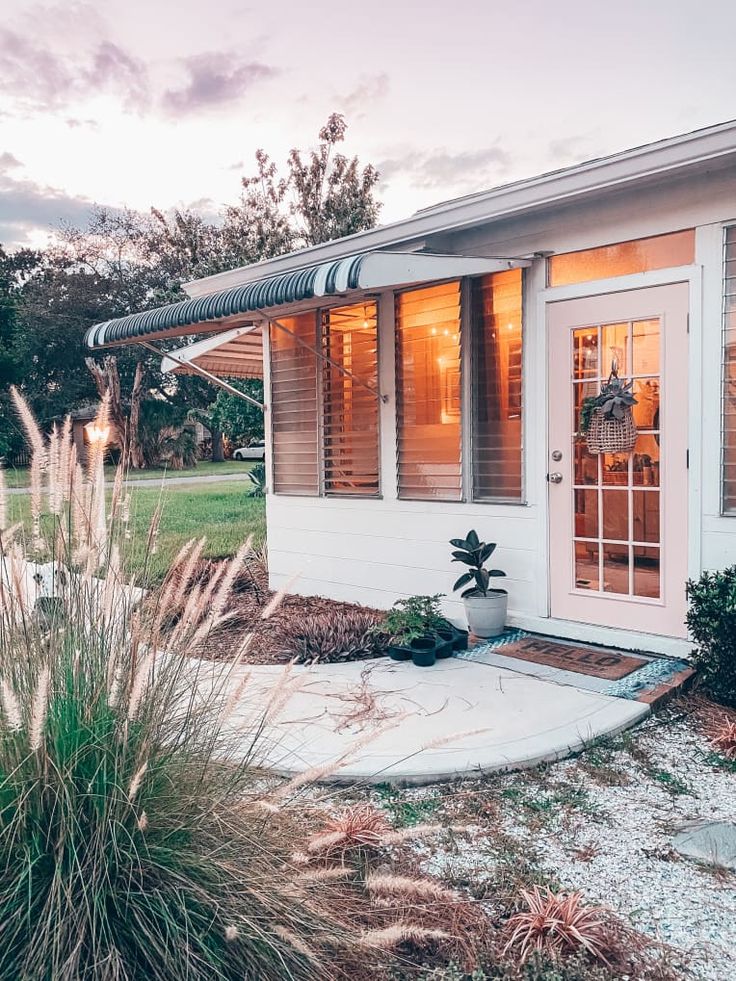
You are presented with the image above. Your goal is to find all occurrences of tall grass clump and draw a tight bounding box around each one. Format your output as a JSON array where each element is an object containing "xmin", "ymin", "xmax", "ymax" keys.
[{"xmin": 0, "ymin": 392, "xmax": 351, "ymax": 981}]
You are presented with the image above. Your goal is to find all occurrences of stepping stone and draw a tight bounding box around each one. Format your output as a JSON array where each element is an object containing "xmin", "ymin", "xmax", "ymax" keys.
[{"xmin": 672, "ymin": 821, "xmax": 736, "ymax": 870}]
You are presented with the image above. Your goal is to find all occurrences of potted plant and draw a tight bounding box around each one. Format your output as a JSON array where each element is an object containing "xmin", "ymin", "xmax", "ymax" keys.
[
  {"xmin": 381, "ymin": 595, "xmax": 450, "ymax": 666},
  {"xmin": 450, "ymin": 530, "xmax": 507, "ymax": 638}
]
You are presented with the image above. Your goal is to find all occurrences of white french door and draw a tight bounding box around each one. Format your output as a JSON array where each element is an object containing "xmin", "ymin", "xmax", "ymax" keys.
[{"xmin": 547, "ymin": 284, "xmax": 689, "ymax": 638}]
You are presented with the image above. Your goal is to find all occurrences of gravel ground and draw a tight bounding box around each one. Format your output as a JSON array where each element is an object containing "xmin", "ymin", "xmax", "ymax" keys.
[{"xmin": 378, "ymin": 701, "xmax": 735, "ymax": 980}]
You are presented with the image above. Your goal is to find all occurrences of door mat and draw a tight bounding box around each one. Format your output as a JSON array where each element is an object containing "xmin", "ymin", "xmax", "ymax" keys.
[{"xmin": 493, "ymin": 637, "xmax": 646, "ymax": 680}]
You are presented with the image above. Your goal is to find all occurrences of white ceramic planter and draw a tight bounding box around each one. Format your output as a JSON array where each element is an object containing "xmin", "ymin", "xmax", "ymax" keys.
[{"xmin": 463, "ymin": 591, "xmax": 508, "ymax": 638}]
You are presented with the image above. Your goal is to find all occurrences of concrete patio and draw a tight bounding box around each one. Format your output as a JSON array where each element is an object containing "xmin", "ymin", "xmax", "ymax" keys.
[{"xmin": 206, "ymin": 655, "xmax": 651, "ymax": 786}]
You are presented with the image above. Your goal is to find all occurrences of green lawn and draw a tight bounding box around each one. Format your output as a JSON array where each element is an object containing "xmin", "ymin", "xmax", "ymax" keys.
[
  {"xmin": 5, "ymin": 480, "xmax": 266, "ymax": 583},
  {"xmin": 2, "ymin": 459, "xmax": 256, "ymax": 489}
]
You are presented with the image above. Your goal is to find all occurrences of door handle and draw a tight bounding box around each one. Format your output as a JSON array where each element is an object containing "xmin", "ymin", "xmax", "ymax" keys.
[{"xmin": 547, "ymin": 472, "xmax": 563, "ymax": 484}]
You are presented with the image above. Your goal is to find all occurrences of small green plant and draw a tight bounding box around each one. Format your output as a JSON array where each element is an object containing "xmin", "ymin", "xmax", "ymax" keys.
[
  {"xmin": 248, "ymin": 461, "xmax": 267, "ymax": 496},
  {"xmin": 450, "ymin": 530, "xmax": 506, "ymax": 598},
  {"xmin": 686, "ymin": 565, "xmax": 736, "ymax": 707},
  {"xmin": 382, "ymin": 594, "xmax": 445, "ymax": 644}
]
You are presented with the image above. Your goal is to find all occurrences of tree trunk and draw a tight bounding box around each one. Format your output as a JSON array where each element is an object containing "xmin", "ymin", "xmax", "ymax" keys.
[
  {"xmin": 211, "ymin": 427, "xmax": 224, "ymax": 462},
  {"xmin": 85, "ymin": 355, "xmax": 146, "ymax": 469}
]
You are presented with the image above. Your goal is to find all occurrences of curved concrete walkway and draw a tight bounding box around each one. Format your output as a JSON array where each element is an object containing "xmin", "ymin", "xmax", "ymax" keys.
[{"xmin": 204, "ymin": 656, "xmax": 650, "ymax": 786}]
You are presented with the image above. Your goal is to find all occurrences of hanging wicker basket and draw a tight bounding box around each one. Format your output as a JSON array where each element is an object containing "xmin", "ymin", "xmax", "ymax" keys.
[{"xmin": 586, "ymin": 405, "xmax": 638, "ymax": 455}]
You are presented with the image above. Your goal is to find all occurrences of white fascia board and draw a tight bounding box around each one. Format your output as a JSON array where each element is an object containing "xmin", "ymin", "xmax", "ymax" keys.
[
  {"xmin": 160, "ymin": 324, "xmax": 259, "ymax": 374},
  {"xmin": 182, "ymin": 119, "xmax": 736, "ymax": 300}
]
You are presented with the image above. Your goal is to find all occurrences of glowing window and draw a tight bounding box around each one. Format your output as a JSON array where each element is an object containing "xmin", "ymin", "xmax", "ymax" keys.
[{"xmin": 548, "ymin": 230, "xmax": 695, "ymax": 287}]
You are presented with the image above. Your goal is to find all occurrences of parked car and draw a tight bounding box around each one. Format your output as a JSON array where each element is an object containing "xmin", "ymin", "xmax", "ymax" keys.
[{"xmin": 232, "ymin": 440, "xmax": 266, "ymax": 461}]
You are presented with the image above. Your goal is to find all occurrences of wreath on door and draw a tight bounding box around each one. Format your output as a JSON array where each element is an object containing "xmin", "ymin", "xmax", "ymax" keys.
[{"xmin": 580, "ymin": 364, "xmax": 638, "ymax": 455}]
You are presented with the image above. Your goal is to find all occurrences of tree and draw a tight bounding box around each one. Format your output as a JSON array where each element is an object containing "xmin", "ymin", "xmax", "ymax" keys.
[
  {"xmin": 0, "ymin": 245, "xmax": 41, "ymax": 457},
  {"xmin": 209, "ymin": 381, "xmax": 264, "ymax": 448}
]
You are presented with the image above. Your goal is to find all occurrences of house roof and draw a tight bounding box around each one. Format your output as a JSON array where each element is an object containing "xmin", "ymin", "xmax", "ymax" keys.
[
  {"xmin": 85, "ymin": 251, "xmax": 526, "ymax": 350},
  {"xmin": 183, "ymin": 118, "xmax": 736, "ymax": 300}
]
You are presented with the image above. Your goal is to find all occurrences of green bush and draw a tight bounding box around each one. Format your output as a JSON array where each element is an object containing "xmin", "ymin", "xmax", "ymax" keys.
[{"xmin": 686, "ymin": 565, "xmax": 736, "ymax": 707}]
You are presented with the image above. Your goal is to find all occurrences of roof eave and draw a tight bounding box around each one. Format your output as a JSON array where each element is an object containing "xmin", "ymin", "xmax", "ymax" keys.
[{"xmin": 184, "ymin": 119, "xmax": 736, "ymax": 300}]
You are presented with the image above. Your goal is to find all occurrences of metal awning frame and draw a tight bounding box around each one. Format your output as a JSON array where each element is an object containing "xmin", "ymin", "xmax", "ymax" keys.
[
  {"xmin": 137, "ymin": 340, "xmax": 265, "ymax": 410},
  {"xmin": 257, "ymin": 308, "xmax": 388, "ymax": 404}
]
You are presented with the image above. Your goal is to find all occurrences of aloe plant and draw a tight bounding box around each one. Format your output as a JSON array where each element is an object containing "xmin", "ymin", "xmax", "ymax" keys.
[{"xmin": 450, "ymin": 530, "xmax": 506, "ymax": 598}]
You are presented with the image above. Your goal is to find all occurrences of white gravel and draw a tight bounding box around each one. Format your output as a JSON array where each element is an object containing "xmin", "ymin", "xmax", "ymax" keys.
[{"xmin": 388, "ymin": 710, "xmax": 736, "ymax": 980}]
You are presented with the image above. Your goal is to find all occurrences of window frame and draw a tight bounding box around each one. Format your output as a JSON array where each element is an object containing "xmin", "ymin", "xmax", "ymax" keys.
[
  {"xmin": 269, "ymin": 298, "xmax": 382, "ymax": 500},
  {"xmin": 721, "ymin": 224, "xmax": 736, "ymax": 515},
  {"xmin": 394, "ymin": 271, "xmax": 526, "ymax": 506}
]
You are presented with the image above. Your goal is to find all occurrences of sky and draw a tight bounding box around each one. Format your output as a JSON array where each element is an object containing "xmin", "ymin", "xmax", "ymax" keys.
[{"xmin": 2, "ymin": 0, "xmax": 735, "ymax": 251}]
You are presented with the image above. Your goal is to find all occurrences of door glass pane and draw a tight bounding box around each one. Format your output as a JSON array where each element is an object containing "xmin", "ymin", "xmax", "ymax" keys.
[
  {"xmin": 601, "ymin": 453, "xmax": 630, "ymax": 485},
  {"xmin": 573, "ymin": 328, "xmax": 599, "ymax": 379},
  {"xmin": 575, "ymin": 541, "xmax": 599, "ymax": 590},
  {"xmin": 633, "ymin": 319, "xmax": 659, "ymax": 375},
  {"xmin": 633, "ymin": 379, "xmax": 660, "ymax": 430},
  {"xmin": 633, "ymin": 546, "xmax": 660, "ymax": 598},
  {"xmin": 602, "ymin": 489, "xmax": 628, "ymax": 541},
  {"xmin": 574, "ymin": 489, "xmax": 598, "ymax": 538},
  {"xmin": 574, "ymin": 439, "xmax": 598, "ymax": 485},
  {"xmin": 601, "ymin": 323, "xmax": 629, "ymax": 377},
  {"xmin": 633, "ymin": 490, "xmax": 659, "ymax": 543},
  {"xmin": 633, "ymin": 434, "xmax": 660, "ymax": 486},
  {"xmin": 603, "ymin": 544, "xmax": 629, "ymax": 594}
]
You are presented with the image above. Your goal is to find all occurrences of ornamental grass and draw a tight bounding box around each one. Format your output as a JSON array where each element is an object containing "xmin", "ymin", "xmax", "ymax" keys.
[{"xmin": 0, "ymin": 392, "xmax": 354, "ymax": 981}]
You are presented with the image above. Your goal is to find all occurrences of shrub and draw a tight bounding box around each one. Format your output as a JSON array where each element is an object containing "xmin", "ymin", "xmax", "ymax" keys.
[
  {"xmin": 686, "ymin": 566, "xmax": 736, "ymax": 707},
  {"xmin": 0, "ymin": 393, "xmax": 355, "ymax": 980},
  {"xmin": 248, "ymin": 461, "xmax": 267, "ymax": 496},
  {"xmin": 272, "ymin": 609, "xmax": 388, "ymax": 663}
]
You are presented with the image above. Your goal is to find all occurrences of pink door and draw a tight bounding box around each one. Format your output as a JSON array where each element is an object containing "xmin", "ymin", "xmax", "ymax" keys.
[{"xmin": 548, "ymin": 284, "xmax": 689, "ymax": 638}]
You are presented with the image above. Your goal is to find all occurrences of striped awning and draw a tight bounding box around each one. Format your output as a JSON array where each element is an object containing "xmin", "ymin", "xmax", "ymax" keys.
[
  {"xmin": 85, "ymin": 250, "xmax": 529, "ymax": 350},
  {"xmin": 160, "ymin": 325, "xmax": 264, "ymax": 380}
]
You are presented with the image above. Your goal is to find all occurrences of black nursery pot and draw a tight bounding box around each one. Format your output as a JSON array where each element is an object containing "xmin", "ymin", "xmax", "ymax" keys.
[
  {"xmin": 388, "ymin": 644, "xmax": 413, "ymax": 661},
  {"xmin": 434, "ymin": 627, "xmax": 455, "ymax": 659},
  {"xmin": 410, "ymin": 636, "xmax": 437, "ymax": 667}
]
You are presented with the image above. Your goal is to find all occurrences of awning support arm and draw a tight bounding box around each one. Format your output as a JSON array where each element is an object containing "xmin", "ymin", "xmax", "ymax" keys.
[
  {"xmin": 258, "ymin": 310, "xmax": 388, "ymax": 403},
  {"xmin": 136, "ymin": 340, "xmax": 265, "ymax": 411}
]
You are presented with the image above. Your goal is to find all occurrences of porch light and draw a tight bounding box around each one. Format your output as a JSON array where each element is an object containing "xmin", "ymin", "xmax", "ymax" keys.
[{"xmin": 85, "ymin": 422, "xmax": 110, "ymax": 446}]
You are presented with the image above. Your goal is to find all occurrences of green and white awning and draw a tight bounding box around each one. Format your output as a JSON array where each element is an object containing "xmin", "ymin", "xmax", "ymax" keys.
[{"xmin": 84, "ymin": 250, "xmax": 529, "ymax": 350}]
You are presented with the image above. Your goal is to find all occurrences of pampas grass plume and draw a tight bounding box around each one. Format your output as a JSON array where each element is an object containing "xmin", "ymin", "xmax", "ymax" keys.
[{"xmin": 29, "ymin": 665, "xmax": 50, "ymax": 752}]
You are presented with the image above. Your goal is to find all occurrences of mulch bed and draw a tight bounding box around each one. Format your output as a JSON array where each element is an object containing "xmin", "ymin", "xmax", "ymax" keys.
[{"xmin": 190, "ymin": 559, "xmax": 387, "ymax": 665}]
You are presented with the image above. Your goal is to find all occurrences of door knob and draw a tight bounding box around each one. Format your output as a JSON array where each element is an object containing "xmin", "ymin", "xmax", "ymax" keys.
[{"xmin": 548, "ymin": 472, "xmax": 563, "ymax": 484}]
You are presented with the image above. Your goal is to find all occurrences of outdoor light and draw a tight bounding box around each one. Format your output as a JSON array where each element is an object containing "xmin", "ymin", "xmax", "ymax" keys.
[{"xmin": 85, "ymin": 422, "xmax": 111, "ymax": 445}]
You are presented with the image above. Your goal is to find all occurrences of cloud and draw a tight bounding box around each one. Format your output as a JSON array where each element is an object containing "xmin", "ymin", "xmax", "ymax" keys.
[
  {"xmin": 341, "ymin": 73, "xmax": 389, "ymax": 116},
  {"xmin": 161, "ymin": 53, "xmax": 278, "ymax": 114},
  {"xmin": 379, "ymin": 145, "xmax": 511, "ymax": 191},
  {"xmin": 0, "ymin": 156, "xmax": 103, "ymax": 249},
  {"xmin": 0, "ymin": 27, "xmax": 149, "ymax": 112}
]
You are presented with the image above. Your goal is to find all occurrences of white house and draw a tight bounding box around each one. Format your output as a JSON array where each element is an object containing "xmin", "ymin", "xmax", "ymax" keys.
[{"xmin": 86, "ymin": 120, "xmax": 736, "ymax": 658}]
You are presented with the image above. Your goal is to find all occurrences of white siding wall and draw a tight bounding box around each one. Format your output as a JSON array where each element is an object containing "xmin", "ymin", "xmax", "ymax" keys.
[{"xmin": 265, "ymin": 165, "xmax": 736, "ymax": 637}]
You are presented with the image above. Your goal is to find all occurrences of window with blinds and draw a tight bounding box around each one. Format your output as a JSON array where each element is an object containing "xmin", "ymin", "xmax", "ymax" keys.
[
  {"xmin": 395, "ymin": 281, "xmax": 462, "ymax": 501},
  {"xmin": 723, "ymin": 225, "xmax": 736, "ymax": 514},
  {"xmin": 269, "ymin": 313, "xmax": 320, "ymax": 495},
  {"xmin": 321, "ymin": 303, "xmax": 380, "ymax": 497},
  {"xmin": 471, "ymin": 269, "xmax": 523, "ymax": 501}
]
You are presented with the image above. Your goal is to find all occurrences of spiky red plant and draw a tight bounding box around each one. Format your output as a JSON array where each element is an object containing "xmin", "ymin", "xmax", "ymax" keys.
[
  {"xmin": 710, "ymin": 716, "xmax": 736, "ymax": 760},
  {"xmin": 503, "ymin": 887, "xmax": 610, "ymax": 964},
  {"xmin": 306, "ymin": 804, "xmax": 392, "ymax": 857}
]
